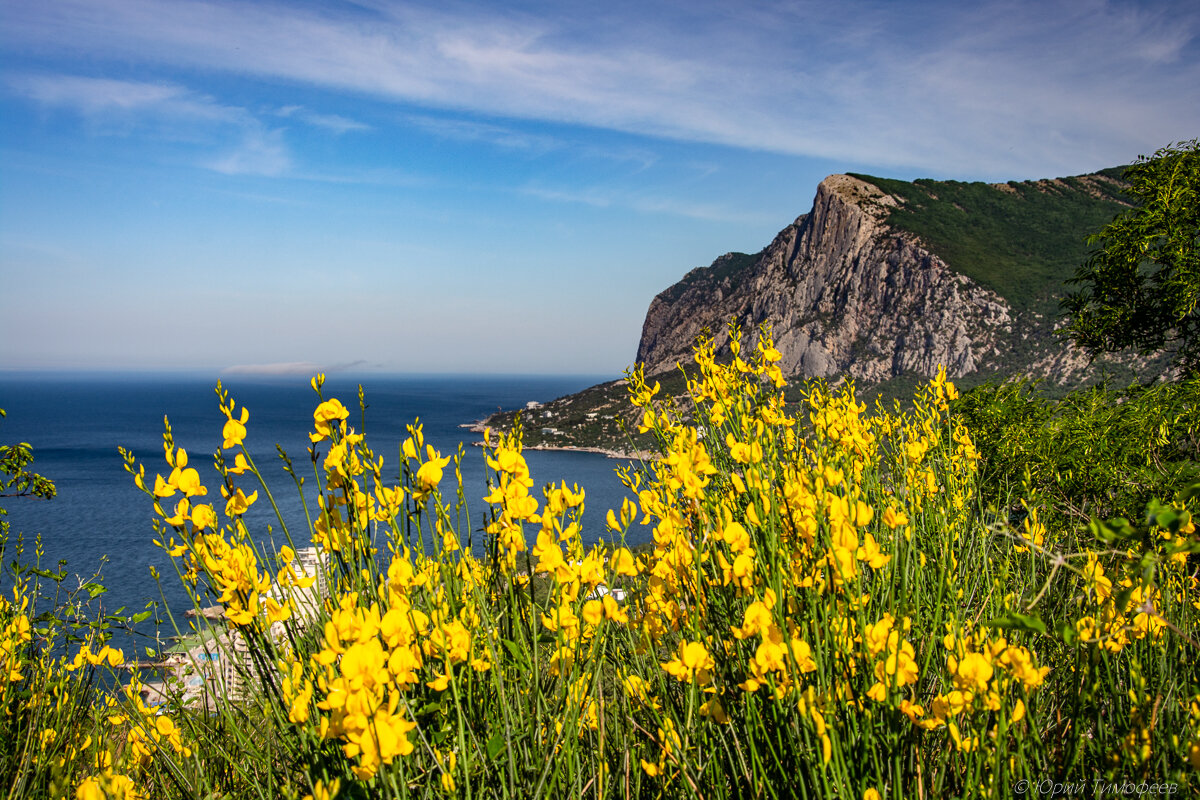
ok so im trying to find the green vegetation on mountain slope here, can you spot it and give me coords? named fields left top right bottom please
left=849, top=169, right=1129, bottom=312
left=658, top=250, right=763, bottom=304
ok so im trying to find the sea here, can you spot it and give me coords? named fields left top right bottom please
left=0, top=373, right=650, bottom=649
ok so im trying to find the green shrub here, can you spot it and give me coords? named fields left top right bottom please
left=954, top=378, right=1200, bottom=522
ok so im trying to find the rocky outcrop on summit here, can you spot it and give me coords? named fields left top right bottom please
left=635, top=174, right=1014, bottom=381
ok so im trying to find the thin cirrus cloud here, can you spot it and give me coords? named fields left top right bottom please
left=4, top=0, right=1198, bottom=177
left=401, top=114, right=659, bottom=171
left=208, top=128, right=292, bottom=177
left=11, top=73, right=243, bottom=125
left=402, top=113, right=562, bottom=153
left=7, top=73, right=371, bottom=177
left=275, top=105, right=371, bottom=134
left=518, top=183, right=776, bottom=226
left=9, top=72, right=295, bottom=175
left=220, top=360, right=369, bottom=376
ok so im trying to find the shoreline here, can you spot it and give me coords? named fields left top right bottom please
left=468, top=437, right=649, bottom=461
left=459, top=421, right=650, bottom=461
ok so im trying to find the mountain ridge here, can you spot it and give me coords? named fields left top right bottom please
left=476, top=166, right=1166, bottom=454
left=636, top=169, right=1146, bottom=385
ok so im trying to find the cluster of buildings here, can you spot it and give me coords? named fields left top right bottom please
left=141, top=546, right=328, bottom=709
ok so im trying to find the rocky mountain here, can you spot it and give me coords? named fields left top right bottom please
left=636, top=170, right=1151, bottom=385
left=476, top=166, right=1167, bottom=454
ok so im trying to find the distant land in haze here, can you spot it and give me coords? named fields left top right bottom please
left=475, top=164, right=1172, bottom=455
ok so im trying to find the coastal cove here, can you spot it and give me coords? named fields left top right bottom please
left=0, top=373, right=649, bottom=642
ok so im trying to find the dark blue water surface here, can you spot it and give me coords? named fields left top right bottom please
left=0, top=373, right=648, bottom=643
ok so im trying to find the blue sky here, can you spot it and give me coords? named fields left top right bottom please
left=2, top=0, right=1197, bottom=375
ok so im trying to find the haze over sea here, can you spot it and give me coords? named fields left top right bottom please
left=0, top=373, right=644, bottom=645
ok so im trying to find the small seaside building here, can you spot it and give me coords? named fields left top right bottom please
left=168, top=546, right=331, bottom=707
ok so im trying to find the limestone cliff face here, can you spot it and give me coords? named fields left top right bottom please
left=636, top=174, right=1015, bottom=380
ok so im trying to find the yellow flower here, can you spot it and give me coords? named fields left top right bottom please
left=953, top=652, right=994, bottom=693
left=996, top=644, right=1045, bottom=689
left=581, top=600, right=604, bottom=627
left=875, top=638, right=919, bottom=687
left=726, top=433, right=763, bottom=464
left=175, top=466, right=206, bottom=497
left=222, top=405, right=249, bottom=449
left=700, top=696, right=730, bottom=724
left=602, top=594, right=627, bottom=624
left=227, top=453, right=252, bottom=475
left=190, top=503, right=217, bottom=531
left=857, top=532, right=891, bottom=569
left=735, top=596, right=775, bottom=640
left=882, top=506, right=909, bottom=529
left=438, top=750, right=458, bottom=792
left=948, top=721, right=976, bottom=752
left=311, top=398, right=350, bottom=441
left=823, top=466, right=843, bottom=486
left=721, top=520, right=751, bottom=551
left=662, top=640, right=714, bottom=684
left=154, top=452, right=207, bottom=499
left=416, top=446, right=452, bottom=493
left=162, top=498, right=190, bottom=527
left=224, top=488, right=258, bottom=516
left=75, top=772, right=139, bottom=800
left=610, top=547, right=639, bottom=576
left=532, top=531, right=566, bottom=575
left=305, top=779, right=340, bottom=800
left=264, top=596, right=292, bottom=624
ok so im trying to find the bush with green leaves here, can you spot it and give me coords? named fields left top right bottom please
left=954, top=378, right=1200, bottom=523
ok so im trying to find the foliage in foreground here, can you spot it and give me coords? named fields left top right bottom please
left=1062, top=139, right=1200, bottom=374
left=954, top=377, right=1200, bottom=522
left=3, top=327, right=1200, bottom=799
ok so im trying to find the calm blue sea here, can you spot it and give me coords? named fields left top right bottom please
left=0, top=373, right=648, bottom=644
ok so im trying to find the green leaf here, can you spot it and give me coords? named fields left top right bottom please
left=1113, top=586, right=1136, bottom=614
left=415, top=700, right=443, bottom=718
left=86, top=583, right=108, bottom=598
left=1175, top=480, right=1200, bottom=503
left=1056, top=621, right=1078, bottom=646
left=1091, top=519, right=1117, bottom=543
left=31, top=566, right=67, bottom=581
left=131, top=610, right=152, bottom=624
left=500, top=639, right=531, bottom=670
left=485, top=730, right=509, bottom=760
left=986, top=611, right=1048, bottom=635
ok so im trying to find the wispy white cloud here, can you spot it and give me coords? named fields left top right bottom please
left=275, top=104, right=370, bottom=134
left=221, top=361, right=322, bottom=376
left=221, top=359, right=368, bottom=376
left=403, top=113, right=559, bottom=151
left=16, top=74, right=181, bottom=112
left=10, top=74, right=244, bottom=124
left=208, top=128, right=291, bottom=176
left=9, top=72, right=295, bottom=174
left=7, top=74, right=373, bottom=178
left=3, top=0, right=1198, bottom=177
left=519, top=182, right=775, bottom=225
left=399, top=112, right=662, bottom=172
